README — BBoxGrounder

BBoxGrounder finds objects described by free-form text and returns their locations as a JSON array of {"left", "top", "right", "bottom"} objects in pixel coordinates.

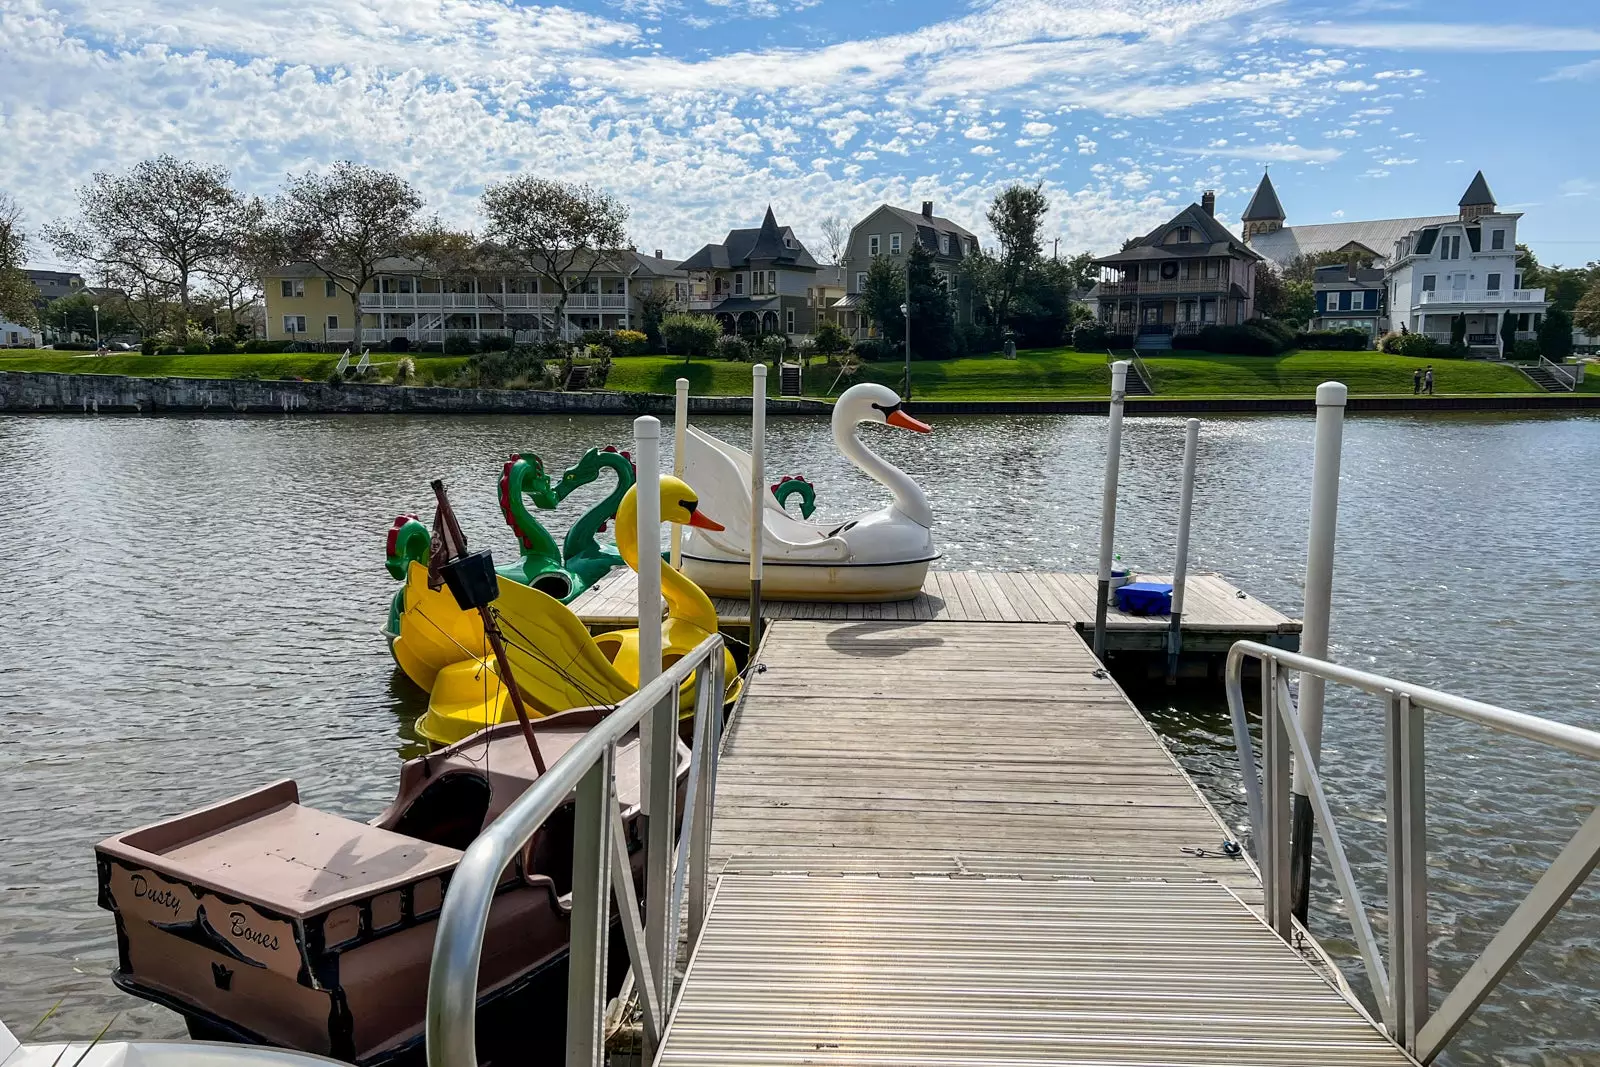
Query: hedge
[{"left": 1295, "top": 329, "right": 1370, "bottom": 351}]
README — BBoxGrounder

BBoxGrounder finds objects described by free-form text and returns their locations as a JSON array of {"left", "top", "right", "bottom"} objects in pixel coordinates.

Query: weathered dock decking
[
  {"left": 655, "top": 618, "right": 1408, "bottom": 1064},
  {"left": 573, "top": 568, "right": 1301, "bottom": 653}
]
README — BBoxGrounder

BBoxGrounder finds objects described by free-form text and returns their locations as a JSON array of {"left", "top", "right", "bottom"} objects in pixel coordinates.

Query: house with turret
[{"left": 681, "top": 208, "right": 823, "bottom": 337}]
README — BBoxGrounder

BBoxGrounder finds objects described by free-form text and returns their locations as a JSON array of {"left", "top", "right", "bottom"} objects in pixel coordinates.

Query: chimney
[
  {"left": 654, "top": 249, "right": 663, "bottom": 259},
  {"left": 1201, "top": 190, "right": 1216, "bottom": 217},
  {"left": 921, "top": 200, "right": 934, "bottom": 218}
]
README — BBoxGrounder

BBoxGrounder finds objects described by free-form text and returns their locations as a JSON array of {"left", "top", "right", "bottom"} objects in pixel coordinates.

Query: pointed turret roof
[
  {"left": 1241, "top": 171, "right": 1285, "bottom": 222},
  {"left": 745, "top": 205, "right": 795, "bottom": 262},
  {"left": 1459, "top": 170, "right": 1496, "bottom": 208}
]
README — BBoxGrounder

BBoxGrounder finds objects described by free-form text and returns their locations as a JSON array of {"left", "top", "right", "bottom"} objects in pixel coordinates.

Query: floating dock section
[{"left": 644, "top": 579, "right": 1409, "bottom": 1064}]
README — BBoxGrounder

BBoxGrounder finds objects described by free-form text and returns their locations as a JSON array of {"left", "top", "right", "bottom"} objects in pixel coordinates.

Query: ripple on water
[{"left": 0, "top": 410, "right": 1596, "bottom": 1063}]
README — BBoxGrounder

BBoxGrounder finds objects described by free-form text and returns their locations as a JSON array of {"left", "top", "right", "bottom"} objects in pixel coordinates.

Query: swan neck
[{"left": 834, "top": 412, "right": 932, "bottom": 528}]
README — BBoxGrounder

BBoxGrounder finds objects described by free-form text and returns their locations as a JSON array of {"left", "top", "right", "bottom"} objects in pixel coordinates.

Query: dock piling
[
  {"left": 1093, "top": 360, "right": 1129, "bottom": 659},
  {"left": 749, "top": 364, "right": 766, "bottom": 632},
  {"left": 670, "top": 377, "right": 688, "bottom": 570},
  {"left": 1291, "top": 381, "right": 1348, "bottom": 923},
  {"left": 1166, "top": 417, "right": 1200, "bottom": 683}
]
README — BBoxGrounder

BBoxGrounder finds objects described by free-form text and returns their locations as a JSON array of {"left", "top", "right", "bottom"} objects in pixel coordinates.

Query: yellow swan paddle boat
[{"left": 414, "top": 476, "right": 741, "bottom": 747}]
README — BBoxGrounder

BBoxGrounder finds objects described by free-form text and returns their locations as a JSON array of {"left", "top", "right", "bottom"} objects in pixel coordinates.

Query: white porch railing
[
  {"left": 1225, "top": 641, "right": 1600, "bottom": 1063},
  {"left": 1539, "top": 355, "right": 1578, "bottom": 390},
  {"left": 361, "top": 292, "right": 631, "bottom": 311},
  {"left": 1416, "top": 288, "right": 1545, "bottom": 306}
]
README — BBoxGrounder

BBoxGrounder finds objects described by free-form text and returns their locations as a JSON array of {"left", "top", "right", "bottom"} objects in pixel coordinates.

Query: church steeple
[{"left": 1241, "top": 171, "right": 1286, "bottom": 242}]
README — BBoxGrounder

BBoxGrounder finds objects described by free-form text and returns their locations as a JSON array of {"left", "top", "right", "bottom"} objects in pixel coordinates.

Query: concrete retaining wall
[
  {"left": 0, "top": 370, "right": 832, "bottom": 417},
  {"left": 3, "top": 370, "right": 1596, "bottom": 417}
]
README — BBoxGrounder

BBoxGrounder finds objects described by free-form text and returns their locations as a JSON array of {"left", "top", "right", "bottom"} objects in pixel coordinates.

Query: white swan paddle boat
[{"left": 679, "top": 382, "right": 938, "bottom": 602}]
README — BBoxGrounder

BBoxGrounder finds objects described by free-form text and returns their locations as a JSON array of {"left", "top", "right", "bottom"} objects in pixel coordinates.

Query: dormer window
[
  {"left": 1178, "top": 226, "right": 1191, "bottom": 243},
  {"left": 783, "top": 234, "right": 794, "bottom": 249}
]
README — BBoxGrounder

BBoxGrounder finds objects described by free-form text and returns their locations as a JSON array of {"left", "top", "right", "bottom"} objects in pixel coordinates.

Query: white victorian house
[{"left": 1384, "top": 173, "right": 1547, "bottom": 354}]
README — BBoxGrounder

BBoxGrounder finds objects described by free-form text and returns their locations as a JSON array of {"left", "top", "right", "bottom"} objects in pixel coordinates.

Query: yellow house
[{"left": 262, "top": 252, "right": 688, "bottom": 345}]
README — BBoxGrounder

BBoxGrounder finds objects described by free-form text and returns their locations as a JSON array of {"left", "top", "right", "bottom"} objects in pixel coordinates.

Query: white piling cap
[
  {"left": 675, "top": 377, "right": 689, "bottom": 392},
  {"left": 1110, "top": 360, "right": 1129, "bottom": 386},
  {"left": 1316, "top": 381, "right": 1349, "bottom": 406},
  {"left": 752, "top": 363, "right": 767, "bottom": 378},
  {"left": 634, "top": 414, "right": 661, "bottom": 438}
]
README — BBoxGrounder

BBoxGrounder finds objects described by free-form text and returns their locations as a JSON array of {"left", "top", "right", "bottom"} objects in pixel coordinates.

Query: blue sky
[{"left": 3, "top": 0, "right": 1598, "bottom": 270}]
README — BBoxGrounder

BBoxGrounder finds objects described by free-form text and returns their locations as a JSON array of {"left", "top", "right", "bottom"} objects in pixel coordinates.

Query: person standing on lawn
[
  {"left": 1413, "top": 368, "right": 1422, "bottom": 394},
  {"left": 1424, "top": 366, "right": 1434, "bottom": 395}
]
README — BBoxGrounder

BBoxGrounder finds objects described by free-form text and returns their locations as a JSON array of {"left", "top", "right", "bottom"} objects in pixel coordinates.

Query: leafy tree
[
  {"left": 263, "top": 162, "right": 430, "bottom": 348},
  {"left": 48, "top": 290, "right": 136, "bottom": 339},
  {"left": 905, "top": 240, "right": 955, "bottom": 360},
  {"left": 636, "top": 280, "right": 680, "bottom": 352},
  {"left": 1253, "top": 263, "right": 1313, "bottom": 326},
  {"left": 982, "top": 182, "right": 1049, "bottom": 328},
  {"left": 1281, "top": 250, "right": 1369, "bottom": 285},
  {"left": 860, "top": 255, "right": 905, "bottom": 343},
  {"left": 0, "top": 193, "right": 38, "bottom": 327},
  {"left": 660, "top": 312, "right": 719, "bottom": 359},
  {"left": 1538, "top": 306, "right": 1573, "bottom": 361},
  {"left": 1059, "top": 250, "right": 1098, "bottom": 295},
  {"left": 1574, "top": 281, "right": 1600, "bottom": 338},
  {"left": 46, "top": 156, "right": 254, "bottom": 320},
  {"left": 1007, "top": 256, "right": 1080, "bottom": 347},
  {"left": 479, "top": 178, "right": 628, "bottom": 341}
]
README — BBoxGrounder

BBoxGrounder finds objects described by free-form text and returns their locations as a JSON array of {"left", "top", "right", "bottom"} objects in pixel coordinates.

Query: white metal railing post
[
  {"left": 635, "top": 415, "right": 664, "bottom": 814},
  {"left": 1385, "top": 691, "right": 1429, "bottom": 1052},
  {"left": 1223, "top": 639, "right": 1600, "bottom": 1064},
  {"left": 1291, "top": 380, "right": 1347, "bottom": 923},
  {"left": 749, "top": 364, "right": 767, "bottom": 632},
  {"left": 564, "top": 745, "right": 614, "bottom": 1067},
  {"left": 1093, "top": 360, "right": 1129, "bottom": 659},
  {"left": 670, "top": 378, "right": 690, "bottom": 569},
  {"left": 426, "top": 639, "right": 721, "bottom": 1067},
  {"left": 1166, "top": 418, "right": 1200, "bottom": 683}
]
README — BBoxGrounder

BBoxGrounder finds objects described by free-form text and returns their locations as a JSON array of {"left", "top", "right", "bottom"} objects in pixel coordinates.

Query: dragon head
[{"left": 498, "top": 453, "right": 559, "bottom": 549}]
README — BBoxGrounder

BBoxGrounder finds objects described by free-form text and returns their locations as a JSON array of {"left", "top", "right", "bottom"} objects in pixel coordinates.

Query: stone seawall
[{"left": 0, "top": 370, "right": 832, "bottom": 417}]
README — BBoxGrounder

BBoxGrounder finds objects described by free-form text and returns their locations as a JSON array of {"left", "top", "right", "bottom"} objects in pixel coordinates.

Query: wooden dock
[
  {"left": 653, "top": 615, "right": 1408, "bottom": 1064},
  {"left": 573, "top": 568, "right": 1301, "bottom": 654}
]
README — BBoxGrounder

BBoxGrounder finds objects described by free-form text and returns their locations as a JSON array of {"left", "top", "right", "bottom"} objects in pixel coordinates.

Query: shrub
[
  {"left": 443, "top": 335, "right": 476, "bottom": 356},
  {"left": 478, "top": 333, "right": 514, "bottom": 352},
  {"left": 1450, "top": 313, "right": 1467, "bottom": 353},
  {"left": 209, "top": 337, "right": 238, "bottom": 354},
  {"left": 578, "top": 329, "right": 612, "bottom": 349},
  {"left": 393, "top": 357, "right": 416, "bottom": 384},
  {"left": 238, "top": 370, "right": 262, "bottom": 381},
  {"left": 612, "top": 329, "right": 649, "bottom": 356},
  {"left": 1244, "top": 316, "right": 1297, "bottom": 348},
  {"left": 1512, "top": 338, "right": 1541, "bottom": 361},
  {"left": 1295, "top": 329, "right": 1370, "bottom": 351},
  {"left": 241, "top": 339, "right": 279, "bottom": 353},
  {"left": 1386, "top": 332, "right": 1442, "bottom": 359},
  {"left": 1539, "top": 307, "right": 1573, "bottom": 361},
  {"left": 1072, "top": 323, "right": 1108, "bottom": 351},
  {"left": 183, "top": 339, "right": 211, "bottom": 354},
  {"left": 661, "top": 313, "right": 721, "bottom": 358},
  {"left": 140, "top": 338, "right": 157, "bottom": 355},
  {"left": 388, "top": 336, "right": 411, "bottom": 352},
  {"left": 812, "top": 320, "right": 849, "bottom": 359},
  {"left": 326, "top": 368, "right": 344, "bottom": 386},
  {"left": 714, "top": 335, "right": 749, "bottom": 362},
  {"left": 854, "top": 337, "right": 894, "bottom": 362},
  {"left": 588, "top": 349, "right": 614, "bottom": 388},
  {"left": 957, "top": 321, "right": 996, "bottom": 357},
  {"left": 1193, "top": 324, "right": 1287, "bottom": 356},
  {"left": 1104, "top": 333, "right": 1137, "bottom": 350},
  {"left": 759, "top": 334, "right": 787, "bottom": 363}
]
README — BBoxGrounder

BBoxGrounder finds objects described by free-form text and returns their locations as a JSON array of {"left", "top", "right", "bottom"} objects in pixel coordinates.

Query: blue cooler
[{"left": 1114, "top": 581, "right": 1173, "bottom": 616}]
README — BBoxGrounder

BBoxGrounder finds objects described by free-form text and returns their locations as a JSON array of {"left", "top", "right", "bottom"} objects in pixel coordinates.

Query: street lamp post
[
  {"left": 93, "top": 304, "right": 101, "bottom": 352},
  {"left": 899, "top": 301, "right": 911, "bottom": 400}
]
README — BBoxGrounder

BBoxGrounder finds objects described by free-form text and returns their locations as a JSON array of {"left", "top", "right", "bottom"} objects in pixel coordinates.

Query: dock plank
[{"left": 657, "top": 618, "right": 1405, "bottom": 1064}]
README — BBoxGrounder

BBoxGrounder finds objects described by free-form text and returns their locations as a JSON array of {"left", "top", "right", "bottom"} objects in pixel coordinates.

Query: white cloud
[
  {"left": 1561, "top": 178, "right": 1599, "bottom": 198},
  {"left": 1020, "top": 121, "right": 1056, "bottom": 137},
  {"left": 1075, "top": 134, "right": 1098, "bottom": 154},
  {"left": 1334, "top": 80, "right": 1378, "bottom": 91},
  {"left": 1545, "top": 58, "right": 1600, "bottom": 81},
  {"left": 1379, "top": 156, "right": 1417, "bottom": 166},
  {"left": 1373, "top": 68, "right": 1425, "bottom": 79},
  {"left": 1290, "top": 22, "right": 1600, "bottom": 51},
  {"left": 1172, "top": 143, "right": 1343, "bottom": 162},
  {"left": 970, "top": 144, "right": 999, "bottom": 156},
  {"left": 964, "top": 124, "right": 996, "bottom": 141}
]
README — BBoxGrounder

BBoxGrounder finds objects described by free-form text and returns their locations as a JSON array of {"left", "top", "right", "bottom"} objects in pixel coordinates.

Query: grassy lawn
[
  {"left": 600, "top": 356, "right": 766, "bottom": 396},
  {"left": 803, "top": 349, "right": 1112, "bottom": 400},
  {"left": 1139, "top": 349, "right": 1541, "bottom": 397},
  {"left": 0, "top": 349, "right": 466, "bottom": 383}
]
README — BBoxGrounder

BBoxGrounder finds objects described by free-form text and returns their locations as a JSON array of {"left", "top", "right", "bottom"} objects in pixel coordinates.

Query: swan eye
[{"left": 870, "top": 401, "right": 902, "bottom": 417}]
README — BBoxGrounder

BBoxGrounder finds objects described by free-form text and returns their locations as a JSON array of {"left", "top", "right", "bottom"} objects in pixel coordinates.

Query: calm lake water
[{"left": 1, "top": 410, "right": 1596, "bottom": 1064}]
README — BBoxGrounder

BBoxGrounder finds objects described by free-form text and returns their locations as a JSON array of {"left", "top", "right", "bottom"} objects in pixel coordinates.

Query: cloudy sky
[{"left": 4, "top": 0, "right": 1598, "bottom": 269}]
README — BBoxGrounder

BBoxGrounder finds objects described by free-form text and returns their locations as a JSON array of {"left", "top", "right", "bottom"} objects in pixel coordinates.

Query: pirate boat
[{"left": 96, "top": 490, "right": 689, "bottom": 1066}]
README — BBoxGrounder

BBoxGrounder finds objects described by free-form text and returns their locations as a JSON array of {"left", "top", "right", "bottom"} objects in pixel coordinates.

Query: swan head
[
  {"left": 624, "top": 476, "right": 725, "bottom": 531},
  {"left": 836, "top": 382, "right": 932, "bottom": 434}
]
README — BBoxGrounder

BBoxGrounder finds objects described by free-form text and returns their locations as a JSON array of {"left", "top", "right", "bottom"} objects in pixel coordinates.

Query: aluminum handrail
[
  {"left": 425, "top": 633, "right": 726, "bottom": 1067},
  {"left": 1225, "top": 640, "right": 1600, "bottom": 1063},
  {"left": 1539, "top": 355, "right": 1576, "bottom": 390}
]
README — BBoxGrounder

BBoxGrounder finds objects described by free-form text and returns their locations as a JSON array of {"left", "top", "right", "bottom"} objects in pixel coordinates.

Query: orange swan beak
[{"left": 886, "top": 409, "right": 932, "bottom": 433}]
